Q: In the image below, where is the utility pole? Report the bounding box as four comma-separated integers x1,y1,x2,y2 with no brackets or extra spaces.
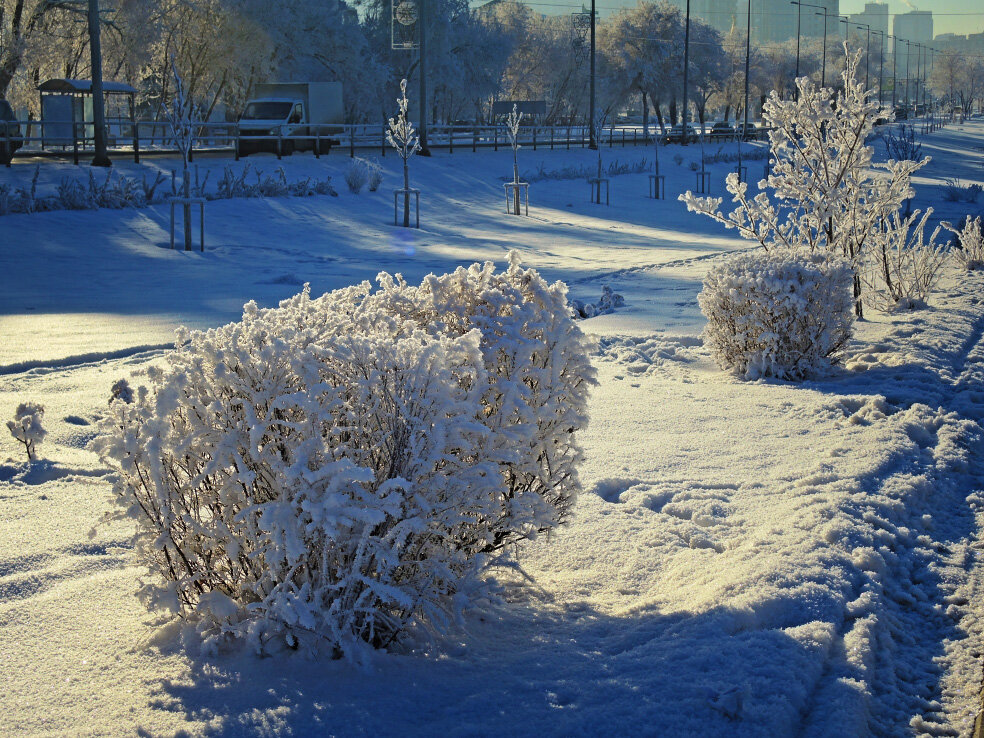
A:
890,35,897,109
418,0,429,155
589,0,596,149
904,39,911,108
88,0,111,167
682,0,690,144
815,10,828,88
743,0,751,136
873,30,884,107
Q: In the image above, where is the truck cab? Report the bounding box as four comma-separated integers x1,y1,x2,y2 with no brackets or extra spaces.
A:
0,99,23,165
237,82,343,157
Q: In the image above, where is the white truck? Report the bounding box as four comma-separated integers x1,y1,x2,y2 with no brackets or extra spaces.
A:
237,82,343,156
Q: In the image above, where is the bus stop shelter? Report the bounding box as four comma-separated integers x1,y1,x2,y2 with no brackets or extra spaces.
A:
38,78,137,148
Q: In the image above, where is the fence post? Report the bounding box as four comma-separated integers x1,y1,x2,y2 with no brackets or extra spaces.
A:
381,120,386,156
277,130,283,160
550,126,554,150
609,124,613,148
315,125,321,158
449,126,453,154
494,127,498,152
73,122,80,165
4,122,11,168
349,125,355,158
532,125,537,151
235,125,240,161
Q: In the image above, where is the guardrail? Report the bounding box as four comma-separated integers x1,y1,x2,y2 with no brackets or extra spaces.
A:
1,120,671,167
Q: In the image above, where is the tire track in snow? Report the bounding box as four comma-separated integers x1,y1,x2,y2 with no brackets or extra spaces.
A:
795,294,984,738
0,344,171,377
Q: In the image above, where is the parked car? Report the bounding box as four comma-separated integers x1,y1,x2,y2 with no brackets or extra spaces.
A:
0,99,23,165
661,123,698,144
893,106,909,121
735,122,759,140
709,121,735,139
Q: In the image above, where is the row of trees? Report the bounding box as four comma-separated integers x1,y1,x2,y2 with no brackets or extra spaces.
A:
1,0,981,131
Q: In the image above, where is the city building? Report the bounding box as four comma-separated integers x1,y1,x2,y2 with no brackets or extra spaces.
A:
848,2,888,38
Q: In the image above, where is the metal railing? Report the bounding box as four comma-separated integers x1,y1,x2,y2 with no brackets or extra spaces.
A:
0,119,676,167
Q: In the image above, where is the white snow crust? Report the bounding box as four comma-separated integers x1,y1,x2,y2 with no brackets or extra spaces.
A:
1,121,983,737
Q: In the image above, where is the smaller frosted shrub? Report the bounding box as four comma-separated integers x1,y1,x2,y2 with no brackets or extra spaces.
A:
345,160,369,193
8,402,45,461
365,159,383,191
864,209,948,311
699,251,855,380
944,215,984,270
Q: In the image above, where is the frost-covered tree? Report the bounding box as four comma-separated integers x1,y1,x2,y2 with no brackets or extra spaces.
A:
682,49,930,318
387,79,420,228
166,60,198,251
7,401,45,461
506,103,523,213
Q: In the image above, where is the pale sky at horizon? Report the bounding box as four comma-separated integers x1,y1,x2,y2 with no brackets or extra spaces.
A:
508,0,984,38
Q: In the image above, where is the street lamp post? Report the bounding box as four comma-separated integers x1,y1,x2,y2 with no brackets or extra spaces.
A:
589,0,596,149
872,30,885,107
682,0,691,145
889,35,898,109
743,0,751,137
814,10,829,88
791,1,825,92
904,39,911,108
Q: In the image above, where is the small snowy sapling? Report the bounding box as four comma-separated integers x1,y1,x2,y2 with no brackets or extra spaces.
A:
506,104,524,214
8,402,46,461
387,79,421,227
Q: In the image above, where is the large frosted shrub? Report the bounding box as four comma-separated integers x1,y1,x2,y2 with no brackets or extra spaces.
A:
92,255,594,657
699,251,854,380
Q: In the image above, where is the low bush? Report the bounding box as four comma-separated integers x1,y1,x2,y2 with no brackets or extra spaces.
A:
864,210,948,311
519,157,652,183
698,250,855,380
942,178,982,204
8,402,45,461
881,124,922,162
944,215,984,270
92,255,595,659
345,159,369,193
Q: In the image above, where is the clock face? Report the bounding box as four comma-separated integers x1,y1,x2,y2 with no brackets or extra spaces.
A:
395,0,417,25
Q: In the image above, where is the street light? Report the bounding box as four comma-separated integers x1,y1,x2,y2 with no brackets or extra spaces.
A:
743,0,751,138
682,0,691,145
889,35,899,109
791,1,825,91
904,39,911,108
872,29,885,107
814,10,829,88
589,0,596,149
850,21,871,92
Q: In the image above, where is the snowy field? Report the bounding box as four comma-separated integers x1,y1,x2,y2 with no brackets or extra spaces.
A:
2,121,984,736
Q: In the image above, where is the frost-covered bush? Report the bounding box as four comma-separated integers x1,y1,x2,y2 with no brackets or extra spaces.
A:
92,255,594,657
365,159,383,192
570,286,625,319
864,209,948,311
881,124,922,162
109,379,134,405
699,251,855,380
8,402,45,461
944,215,984,270
345,159,369,193
942,178,982,204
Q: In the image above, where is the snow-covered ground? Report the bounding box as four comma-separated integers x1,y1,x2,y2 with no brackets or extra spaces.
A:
1,120,984,736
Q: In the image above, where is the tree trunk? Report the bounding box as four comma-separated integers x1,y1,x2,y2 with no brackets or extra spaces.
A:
642,90,650,143
403,159,410,227
183,165,192,250
88,0,111,167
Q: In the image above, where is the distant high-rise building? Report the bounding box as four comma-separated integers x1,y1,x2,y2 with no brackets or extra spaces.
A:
735,0,838,44
665,0,738,36
893,10,932,47
849,2,888,38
